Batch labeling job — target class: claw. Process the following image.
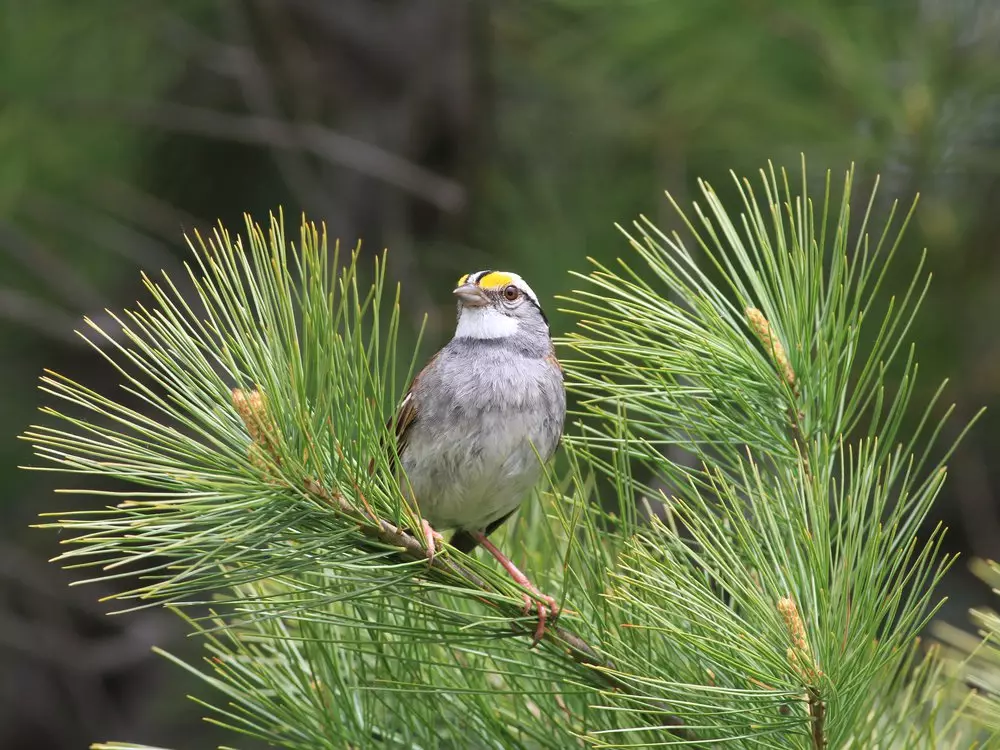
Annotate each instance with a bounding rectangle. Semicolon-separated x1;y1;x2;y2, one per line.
522;591;558;647
523;594;545;645
421;519;443;564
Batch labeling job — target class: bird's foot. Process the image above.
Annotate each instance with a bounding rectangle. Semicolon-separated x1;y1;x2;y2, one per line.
421;519;444;564
521;590;559;647
472;531;559;647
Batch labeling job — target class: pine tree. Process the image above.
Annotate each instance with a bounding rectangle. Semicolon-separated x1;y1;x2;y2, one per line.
23;161;995;748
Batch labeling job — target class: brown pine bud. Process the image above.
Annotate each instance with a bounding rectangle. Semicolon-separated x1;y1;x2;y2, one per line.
746;307;796;391
232;387;281;469
777;596;822;682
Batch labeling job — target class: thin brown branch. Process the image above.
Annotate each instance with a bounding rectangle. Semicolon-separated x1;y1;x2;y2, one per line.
95;178;205;244
0;220;108;311
808;686;827;749
298;473;614;668
214;0;343;218
299;477;689;735
59;98;466;213
0;287;81;344
788;406;812;478
745;307;811;474
22;193;179;275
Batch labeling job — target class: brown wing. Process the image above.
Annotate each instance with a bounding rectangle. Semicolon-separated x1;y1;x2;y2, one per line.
391;391;419;459
545;351;564;377
368;353;436;475
368;391;417;476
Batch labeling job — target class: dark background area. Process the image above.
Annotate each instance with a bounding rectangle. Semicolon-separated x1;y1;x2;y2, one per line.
2;2;999;747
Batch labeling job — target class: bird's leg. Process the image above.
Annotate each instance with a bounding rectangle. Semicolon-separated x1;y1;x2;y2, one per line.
421;519;444;564
471;531;558;646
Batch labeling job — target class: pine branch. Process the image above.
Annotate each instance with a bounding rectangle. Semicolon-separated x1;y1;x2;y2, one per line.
232;385;690;737
23;161;978;747
23;214;694;747
558;160;975;746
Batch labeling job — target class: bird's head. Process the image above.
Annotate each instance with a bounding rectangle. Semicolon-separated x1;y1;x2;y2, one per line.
452;270;548;341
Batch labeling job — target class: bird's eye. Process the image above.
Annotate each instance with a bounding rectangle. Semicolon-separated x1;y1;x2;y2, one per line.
503;285;520;301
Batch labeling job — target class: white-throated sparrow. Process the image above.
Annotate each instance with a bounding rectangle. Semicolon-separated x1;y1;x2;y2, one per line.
391;270;566;641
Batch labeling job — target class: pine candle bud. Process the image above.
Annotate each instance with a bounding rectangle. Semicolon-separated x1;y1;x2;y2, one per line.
777;596;808;652
777;596;822;682
232;387;281;471
232;388;265;440
745;307;796;391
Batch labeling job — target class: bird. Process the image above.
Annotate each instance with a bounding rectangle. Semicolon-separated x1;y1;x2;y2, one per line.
388;269;566;642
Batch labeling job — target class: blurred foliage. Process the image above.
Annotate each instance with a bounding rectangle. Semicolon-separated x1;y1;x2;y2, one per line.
3;0;1000;747
0;3;190;292
0;2;195;510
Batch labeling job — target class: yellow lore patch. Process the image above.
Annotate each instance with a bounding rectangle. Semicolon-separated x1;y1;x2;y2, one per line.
476;271;514;289
456;273;469;286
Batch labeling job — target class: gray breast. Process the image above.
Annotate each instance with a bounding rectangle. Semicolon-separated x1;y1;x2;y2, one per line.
399;338;565;531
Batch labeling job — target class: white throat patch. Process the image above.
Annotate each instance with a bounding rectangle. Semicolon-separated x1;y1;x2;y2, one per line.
454;307;518;339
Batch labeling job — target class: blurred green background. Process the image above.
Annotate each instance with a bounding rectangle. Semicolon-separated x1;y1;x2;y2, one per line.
3;1;999;747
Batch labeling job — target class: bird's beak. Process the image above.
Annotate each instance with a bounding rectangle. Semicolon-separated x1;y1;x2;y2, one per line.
453;282;489;307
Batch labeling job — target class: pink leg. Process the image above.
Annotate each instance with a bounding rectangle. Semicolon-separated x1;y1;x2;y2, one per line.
421;519;443;564
472;531;558;646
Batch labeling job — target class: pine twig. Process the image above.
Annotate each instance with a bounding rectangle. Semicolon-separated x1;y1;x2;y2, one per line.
778;596;826;748
745;307;811;476
749;304;827;747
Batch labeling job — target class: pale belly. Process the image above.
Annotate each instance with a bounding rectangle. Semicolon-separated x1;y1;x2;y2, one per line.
399;409;554;531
